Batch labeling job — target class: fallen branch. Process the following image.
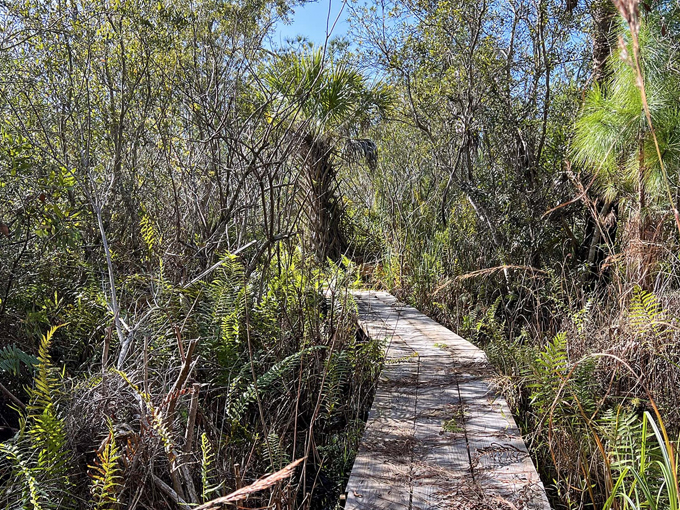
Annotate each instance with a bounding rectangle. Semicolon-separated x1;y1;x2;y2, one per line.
183;240;257;288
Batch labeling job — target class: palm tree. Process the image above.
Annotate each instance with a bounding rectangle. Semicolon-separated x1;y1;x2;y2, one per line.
265;49;392;263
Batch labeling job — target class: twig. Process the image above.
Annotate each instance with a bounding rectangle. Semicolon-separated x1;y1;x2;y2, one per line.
184;383;200;453
153;474;190;508
116;307;154;370
183;240;257;288
165;339;199;420
179;385;201;503
456;265;547;281
0;382;25;411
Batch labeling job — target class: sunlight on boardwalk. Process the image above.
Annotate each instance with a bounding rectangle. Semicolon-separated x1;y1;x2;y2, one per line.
344;291;550;510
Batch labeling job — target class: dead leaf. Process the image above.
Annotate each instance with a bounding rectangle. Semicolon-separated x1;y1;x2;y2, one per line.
0;223;9;238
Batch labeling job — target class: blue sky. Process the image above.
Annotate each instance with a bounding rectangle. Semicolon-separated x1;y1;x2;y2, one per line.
273;0;351;47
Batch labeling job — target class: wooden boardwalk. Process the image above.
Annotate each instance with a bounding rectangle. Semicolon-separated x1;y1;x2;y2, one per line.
344;291;550;510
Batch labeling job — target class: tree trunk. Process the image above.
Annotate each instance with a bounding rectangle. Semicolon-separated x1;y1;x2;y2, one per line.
303;135;347;263
592;0;618;85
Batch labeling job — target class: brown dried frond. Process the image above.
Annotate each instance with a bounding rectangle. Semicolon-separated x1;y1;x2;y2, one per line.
457;265;546;281
195;457;306;509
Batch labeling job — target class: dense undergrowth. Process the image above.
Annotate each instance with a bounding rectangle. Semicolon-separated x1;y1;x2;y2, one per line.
1;253;383;509
383;264;680;509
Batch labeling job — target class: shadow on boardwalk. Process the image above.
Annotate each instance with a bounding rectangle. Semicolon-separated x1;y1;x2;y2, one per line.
343;291;550;510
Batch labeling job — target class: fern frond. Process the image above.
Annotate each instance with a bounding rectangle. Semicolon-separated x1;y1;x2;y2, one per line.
572;298;595;335
28;325;64;412
0;443;45;510
88;420;122;510
322;351;351;418
200;433;220;503
263;432;287;470
25;325;71;503
140;212;161;256
0;345;38;376
529;333;570;416
629;286;665;338
227;346;326;421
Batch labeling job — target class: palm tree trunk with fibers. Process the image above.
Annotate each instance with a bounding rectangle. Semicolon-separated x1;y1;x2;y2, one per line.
303;134;347;263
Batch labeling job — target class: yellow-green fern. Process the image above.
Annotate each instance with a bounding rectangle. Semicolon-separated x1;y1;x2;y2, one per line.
0;325;71;509
200;433;220;502
89;420;122;510
629;286;666;338
0;444;44;510
27;325;71;501
140;212;161;257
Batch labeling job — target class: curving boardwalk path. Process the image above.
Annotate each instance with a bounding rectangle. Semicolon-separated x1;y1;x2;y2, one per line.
344;291;550;510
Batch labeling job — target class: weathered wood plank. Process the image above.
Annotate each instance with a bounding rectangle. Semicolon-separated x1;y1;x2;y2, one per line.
345;354;418;509
345;290;550;510
410;358;470;509
456;374;551;510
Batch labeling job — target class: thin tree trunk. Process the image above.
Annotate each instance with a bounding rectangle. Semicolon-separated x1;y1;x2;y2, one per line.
580;0;619;284
592;0;618;85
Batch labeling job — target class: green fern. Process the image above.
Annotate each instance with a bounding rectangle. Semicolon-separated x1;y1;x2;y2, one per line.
529;333;569;416
89;420;122;510
572;298;595;335
200;255;248;371
322;350;352;418
603;410;679;510
28;326;62;412
0;443;45;510
536;332;570;376
263;432;287;470
0;326;72;509
0;345;38;376
600;406;640;477
629;286;665;338
200;433;220;503
140;211;161;257
227;346;326;421
26;325;71;504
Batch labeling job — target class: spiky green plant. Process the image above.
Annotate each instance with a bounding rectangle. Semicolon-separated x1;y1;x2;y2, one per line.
227;345;326;421
0;444;45;510
0;325;71;509
629;285;666;338
604;410;680;510
200;433;220;503
0;345;38;376
89;420;122;510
